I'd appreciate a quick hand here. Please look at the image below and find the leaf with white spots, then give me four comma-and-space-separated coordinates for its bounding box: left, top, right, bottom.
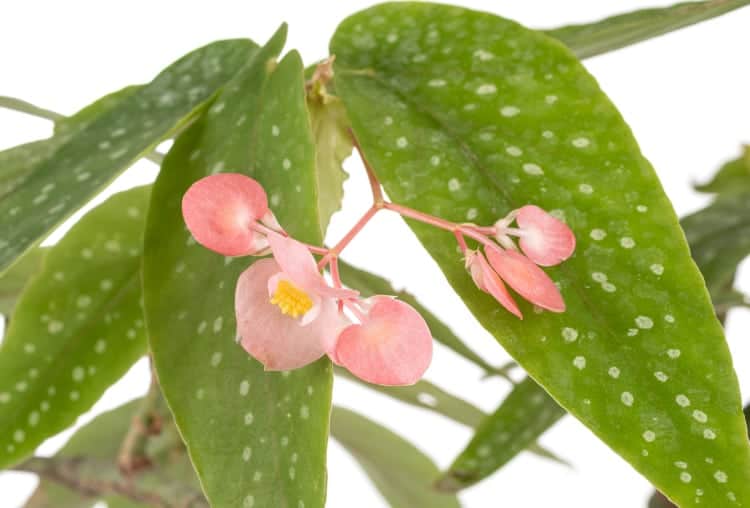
0, 247, 46, 317
436, 377, 566, 491
332, 4, 750, 506
0, 186, 150, 469
144, 27, 332, 508
330, 406, 460, 508
545, 0, 750, 59
337, 260, 506, 376
0, 39, 257, 274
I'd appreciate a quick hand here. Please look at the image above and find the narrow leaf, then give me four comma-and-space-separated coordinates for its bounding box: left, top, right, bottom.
0, 39, 257, 274
331, 406, 460, 508
437, 377, 566, 491
338, 260, 506, 377
545, 0, 750, 59
0, 186, 150, 469
144, 28, 332, 508
332, 5, 750, 506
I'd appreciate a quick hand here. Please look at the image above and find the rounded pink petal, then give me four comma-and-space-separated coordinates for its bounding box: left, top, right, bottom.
485, 246, 565, 312
235, 258, 346, 371
266, 232, 357, 300
334, 297, 432, 386
182, 173, 269, 256
515, 205, 576, 266
468, 252, 522, 319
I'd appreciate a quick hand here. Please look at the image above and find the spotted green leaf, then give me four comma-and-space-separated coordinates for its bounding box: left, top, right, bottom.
330, 406, 460, 508
0, 247, 46, 317
681, 191, 750, 302
0, 186, 150, 469
338, 259, 506, 377
331, 4, 750, 506
545, 0, 750, 59
694, 145, 750, 197
0, 39, 257, 274
144, 27, 332, 508
437, 377, 566, 491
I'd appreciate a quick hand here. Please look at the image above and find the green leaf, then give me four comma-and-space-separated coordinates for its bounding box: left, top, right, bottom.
0, 186, 150, 469
436, 377, 566, 491
0, 39, 257, 274
0, 87, 139, 202
0, 247, 46, 316
338, 260, 507, 377
331, 4, 750, 506
681, 191, 750, 301
330, 406, 460, 508
694, 145, 750, 196
143, 28, 332, 508
307, 82, 353, 235
545, 0, 750, 59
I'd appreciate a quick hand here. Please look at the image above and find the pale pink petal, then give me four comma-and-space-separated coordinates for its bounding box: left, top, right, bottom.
485, 246, 565, 312
334, 297, 432, 386
266, 232, 357, 300
467, 251, 522, 319
515, 205, 576, 266
235, 259, 346, 370
182, 173, 269, 256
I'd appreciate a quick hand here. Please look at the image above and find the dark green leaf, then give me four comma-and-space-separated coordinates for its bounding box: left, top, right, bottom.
0, 39, 257, 274
0, 186, 150, 469
332, 5, 750, 506
694, 145, 750, 196
545, 0, 750, 59
338, 260, 506, 377
436, 377, 566, 491
144, 27, 332, 508
331, 406, 460, 508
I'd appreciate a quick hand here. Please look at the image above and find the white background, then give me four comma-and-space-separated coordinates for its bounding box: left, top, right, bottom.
1, 1, 749, 507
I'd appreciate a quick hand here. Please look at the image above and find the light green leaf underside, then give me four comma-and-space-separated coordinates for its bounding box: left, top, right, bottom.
694, 145, 750, 196
437, 377, 566, 491
337, 259, 504, 376
681, 191, 750, 302
0, 39, 256, 275
0, 186, 150, 469
330, 406, 460, 508
331, 4, 750, 506
545, 0, 750, 59
144, 27, 331, 508
307, 89, 352, 235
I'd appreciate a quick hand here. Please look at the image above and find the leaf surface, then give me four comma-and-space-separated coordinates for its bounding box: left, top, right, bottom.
332, 4, 750, 505
143, 28, 332, 508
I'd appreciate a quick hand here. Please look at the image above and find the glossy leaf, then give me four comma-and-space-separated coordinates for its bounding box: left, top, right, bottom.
332, 5, 750, 506
144, 28, 332, 508
0, 39, 256, 274
694, 145, 750, 196
437, 377, 566, 491
330, 406, 460, 508
545, 0, 750, 59
338, 259, 507, 377
681, 191, 750, 301
0, 186, 150, 469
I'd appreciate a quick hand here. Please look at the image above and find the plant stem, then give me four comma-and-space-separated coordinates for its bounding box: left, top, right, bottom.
318, 206, 379, 269
350, 130, 384, 204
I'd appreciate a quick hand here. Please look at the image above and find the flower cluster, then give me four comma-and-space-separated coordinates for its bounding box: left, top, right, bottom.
182, 168, 575, 386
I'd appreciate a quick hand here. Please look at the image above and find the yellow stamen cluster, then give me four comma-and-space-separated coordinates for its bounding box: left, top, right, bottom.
270, 279, 313, 318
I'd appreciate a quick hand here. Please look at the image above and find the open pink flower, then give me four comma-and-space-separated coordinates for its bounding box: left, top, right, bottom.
332, 296, 432, 386
236, 232, 356, 370
182, 173, 277, 256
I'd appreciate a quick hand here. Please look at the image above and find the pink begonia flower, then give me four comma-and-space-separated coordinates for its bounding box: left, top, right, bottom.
236, 232, 356, 371
497, 205, 576, 267
182, 173, 276, 256
465, 250, 522, 319
484, 245, 565, 313
332, 296, 433, 386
